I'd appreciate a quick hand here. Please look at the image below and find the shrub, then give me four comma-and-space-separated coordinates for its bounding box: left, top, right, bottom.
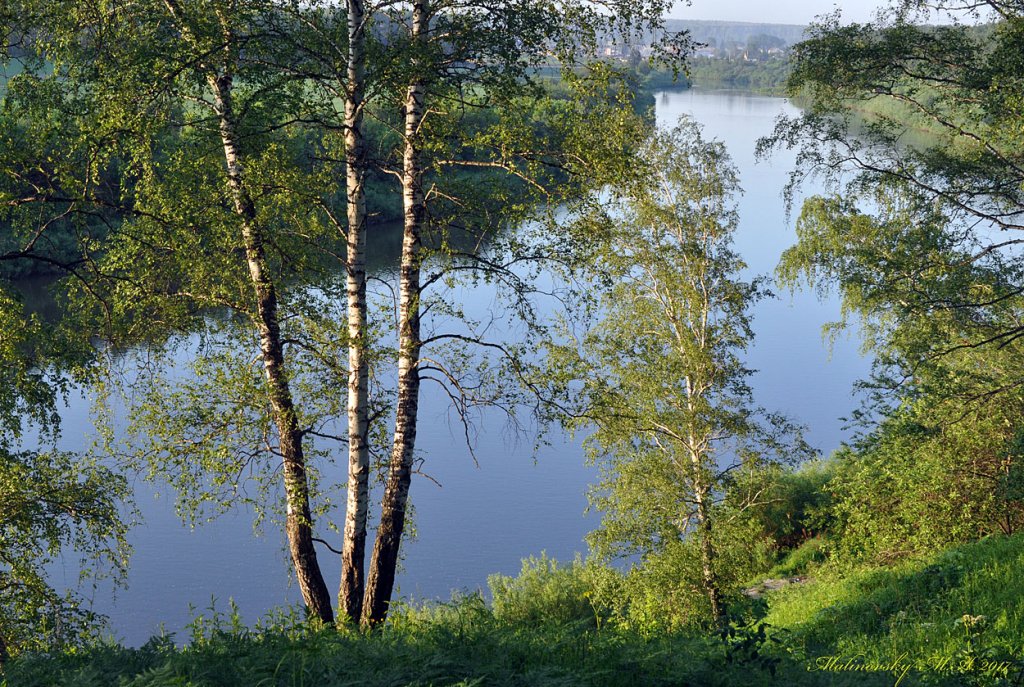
729, 460, 837, 552
488, 554, 617, 628
620, 516, 777, 633
825, 408, 1024, 565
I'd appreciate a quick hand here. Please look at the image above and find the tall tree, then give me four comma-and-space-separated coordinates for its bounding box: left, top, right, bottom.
4, 0, 342, 622
361, 0, 428, 626
340, 0, 373, 626
265, 0, 380, 626
359, 0, 685, 626
155, 0, 334, 622
555, 120, 810, 625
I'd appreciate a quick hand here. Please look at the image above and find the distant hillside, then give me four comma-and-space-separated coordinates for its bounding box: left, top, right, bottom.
665, 19, 807, 47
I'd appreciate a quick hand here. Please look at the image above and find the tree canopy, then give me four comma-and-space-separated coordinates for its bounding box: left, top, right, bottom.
758, 0, 1024, 565
551, 120, 812, 627
762, 2, 1024, 417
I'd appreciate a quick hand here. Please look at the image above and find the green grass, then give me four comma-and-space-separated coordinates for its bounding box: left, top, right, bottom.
6, 534, 1024, 686
764, 536, 828, 579
764, 533, 1024, 685
1, 600, 727, 687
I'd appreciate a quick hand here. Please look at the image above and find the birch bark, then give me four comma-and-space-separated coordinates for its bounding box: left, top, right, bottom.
362, 0, 428, 626
208, 72, 335, 623
339, 0, 371, 624
692, 469, 723, 624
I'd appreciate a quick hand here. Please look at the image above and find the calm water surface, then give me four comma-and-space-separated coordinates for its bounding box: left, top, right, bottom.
45, 88, 870, 645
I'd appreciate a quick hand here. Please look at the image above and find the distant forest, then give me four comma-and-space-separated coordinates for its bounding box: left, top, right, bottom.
663, 19, 807, 47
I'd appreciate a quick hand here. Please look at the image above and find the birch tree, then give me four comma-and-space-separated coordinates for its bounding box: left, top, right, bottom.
557, 120, 811, 626
339, 0, 373, 626
4, 0, 343, 623
357, 0, 685, 626
262, 0, 381, 625
150, 0, 337, 622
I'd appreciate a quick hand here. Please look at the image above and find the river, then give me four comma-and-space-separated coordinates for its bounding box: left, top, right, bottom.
41, 87, 870, 646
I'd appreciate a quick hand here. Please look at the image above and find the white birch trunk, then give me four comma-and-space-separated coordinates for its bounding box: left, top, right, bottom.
339, 0, 371, 624
362, 0, 428, 626
210, 72, 335, 624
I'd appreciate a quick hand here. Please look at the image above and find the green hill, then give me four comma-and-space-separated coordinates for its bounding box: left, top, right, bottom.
664, 19, 807, 48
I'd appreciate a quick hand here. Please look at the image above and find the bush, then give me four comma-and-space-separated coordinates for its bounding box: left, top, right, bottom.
488, 554, 618, 628
825, 408, 1024, 565
619, 516, 778, 633
730, 460, 837, 552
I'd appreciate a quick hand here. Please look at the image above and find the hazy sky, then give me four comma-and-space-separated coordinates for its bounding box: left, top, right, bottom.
670, 0, 889, 25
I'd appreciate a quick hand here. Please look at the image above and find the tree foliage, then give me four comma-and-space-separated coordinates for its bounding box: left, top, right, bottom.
0, 288, 130, 659
762, 3, 1024, 410
553, 119, 812, 626
759, 0, 1024, 566
0, 448, 130, 660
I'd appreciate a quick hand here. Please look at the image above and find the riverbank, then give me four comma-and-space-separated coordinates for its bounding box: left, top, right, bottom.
641, 56, 791, 96
6, 531, 1022, 686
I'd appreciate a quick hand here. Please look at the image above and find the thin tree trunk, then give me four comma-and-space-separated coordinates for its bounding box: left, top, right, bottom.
211, 73, 335, 625
362, 0, 428, 626
339, 0, 370, 625
685, 282, 724, 627
692, 476, 724, 626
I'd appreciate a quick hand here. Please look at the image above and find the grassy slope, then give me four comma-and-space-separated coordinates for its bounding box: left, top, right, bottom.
765, 532, 1024, 685
6, 533, 1024, 686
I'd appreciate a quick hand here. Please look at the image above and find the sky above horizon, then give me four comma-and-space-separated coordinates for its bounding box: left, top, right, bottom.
669, 0, 890, 25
